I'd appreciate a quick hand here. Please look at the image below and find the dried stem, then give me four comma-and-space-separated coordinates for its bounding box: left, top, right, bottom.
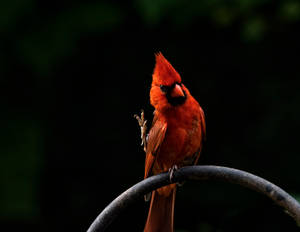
134, 109, 147, 152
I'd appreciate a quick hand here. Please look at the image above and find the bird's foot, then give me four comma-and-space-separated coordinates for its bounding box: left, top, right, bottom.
177, 181, 185, 187
144, 192, 151, 202
134, 109, 147, 152
168, 165, 179, 182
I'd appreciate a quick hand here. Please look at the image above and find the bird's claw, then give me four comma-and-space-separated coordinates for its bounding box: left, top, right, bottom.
177, 181, 185, 187
134, 109, 147, 152
169, 165, 179, 182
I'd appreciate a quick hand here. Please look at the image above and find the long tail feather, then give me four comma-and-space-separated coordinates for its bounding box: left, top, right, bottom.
144, 187, 176, 232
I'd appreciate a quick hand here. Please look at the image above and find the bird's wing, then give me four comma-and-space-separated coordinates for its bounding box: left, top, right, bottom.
200, 106, 206, 142
144, 112, 167, 179
193, 106, 206, 165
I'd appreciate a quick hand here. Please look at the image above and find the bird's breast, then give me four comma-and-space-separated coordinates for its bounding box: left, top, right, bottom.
154, 105, 202, 172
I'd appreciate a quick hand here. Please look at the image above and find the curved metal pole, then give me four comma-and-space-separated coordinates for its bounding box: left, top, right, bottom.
87, 165, 300, 232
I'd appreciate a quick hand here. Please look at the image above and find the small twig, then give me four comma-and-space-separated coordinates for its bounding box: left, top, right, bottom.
87, 165, 300, 232
134, 109, 147, 152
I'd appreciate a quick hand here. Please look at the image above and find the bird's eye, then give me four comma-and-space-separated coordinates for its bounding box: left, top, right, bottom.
160, 85, 168, 93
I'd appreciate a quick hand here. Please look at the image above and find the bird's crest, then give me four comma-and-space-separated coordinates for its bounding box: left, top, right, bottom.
152, 52, 182, 86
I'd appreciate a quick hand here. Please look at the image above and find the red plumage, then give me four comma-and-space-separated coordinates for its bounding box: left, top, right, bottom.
144, 52, 206, 232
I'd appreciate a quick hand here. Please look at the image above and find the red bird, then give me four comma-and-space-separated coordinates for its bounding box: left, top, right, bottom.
143, 52, 206, 232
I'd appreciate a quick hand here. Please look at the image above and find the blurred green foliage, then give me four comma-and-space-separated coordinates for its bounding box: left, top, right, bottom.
1, 0, 299, 75
0, 0, 34, 30
280, 1, 300, 22
0, 119, 42, 220
18, 3, 124, 75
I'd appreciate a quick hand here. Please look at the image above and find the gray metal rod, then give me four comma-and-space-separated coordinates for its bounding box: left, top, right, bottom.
87, 165, 300, 232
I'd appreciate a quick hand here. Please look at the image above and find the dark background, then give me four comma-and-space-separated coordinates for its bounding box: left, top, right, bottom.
1, 0, 300, 231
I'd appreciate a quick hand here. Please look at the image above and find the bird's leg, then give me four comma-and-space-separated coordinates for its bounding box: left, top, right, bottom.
134, 109, 147, 152
168, 165, 185, 186
168, 165, 179, 182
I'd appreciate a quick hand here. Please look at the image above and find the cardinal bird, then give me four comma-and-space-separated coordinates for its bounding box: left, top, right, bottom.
143, 52, 206, 232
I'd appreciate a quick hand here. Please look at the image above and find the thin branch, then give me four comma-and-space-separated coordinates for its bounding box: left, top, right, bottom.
87, 165, 300, 232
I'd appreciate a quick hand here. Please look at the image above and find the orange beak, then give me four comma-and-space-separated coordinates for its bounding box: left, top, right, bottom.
170, 84, 185, 98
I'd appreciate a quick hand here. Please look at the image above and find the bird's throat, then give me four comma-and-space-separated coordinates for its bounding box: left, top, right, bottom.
166, 90, 187, 106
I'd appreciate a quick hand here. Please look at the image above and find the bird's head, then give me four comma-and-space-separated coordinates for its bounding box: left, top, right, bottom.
150, 52, 189, 112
